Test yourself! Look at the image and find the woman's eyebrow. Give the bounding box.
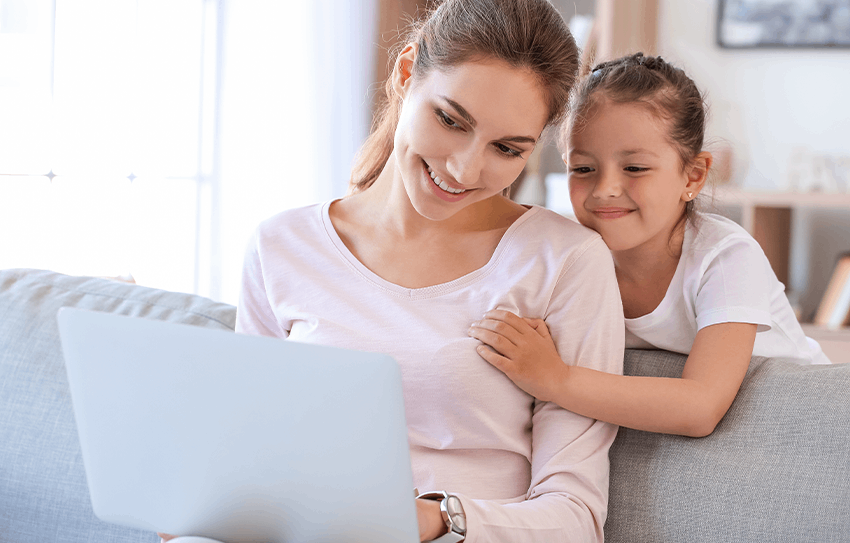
[441,96,476,127]
[441,96,537,145]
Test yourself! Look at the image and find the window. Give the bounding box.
[0,0,216,295]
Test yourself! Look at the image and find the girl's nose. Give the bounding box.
[591,170,622,199]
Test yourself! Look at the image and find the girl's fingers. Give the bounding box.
[475,344,513,374]
[524,317,551,338]
[483,309,534,333]
[472,317,525,346]
[468,326,518,358]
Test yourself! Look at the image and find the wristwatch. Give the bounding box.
[417,490,467,542]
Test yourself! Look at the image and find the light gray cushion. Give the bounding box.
[0,269,236,543]
[606,348,850,543]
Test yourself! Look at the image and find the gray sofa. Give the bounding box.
[1,268,848,543]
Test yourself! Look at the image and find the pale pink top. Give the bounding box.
[236,201,625,543]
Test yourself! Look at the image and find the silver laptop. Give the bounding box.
[57,307,419,543]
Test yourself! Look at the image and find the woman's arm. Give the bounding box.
[471,314,756,438]
[455,234,624,543]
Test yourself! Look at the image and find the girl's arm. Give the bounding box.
[469,310,756,438]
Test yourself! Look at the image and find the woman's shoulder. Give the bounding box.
[510,206,610,268]
[521,206,603,246]
[254,202,327,240]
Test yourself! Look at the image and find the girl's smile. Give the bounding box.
[590,206,635,219]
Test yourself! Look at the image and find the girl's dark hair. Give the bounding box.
[563,52,708,225]
[350,0,579,193]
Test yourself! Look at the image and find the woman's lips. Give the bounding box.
[591,207,634,219]
[422,160,471,202]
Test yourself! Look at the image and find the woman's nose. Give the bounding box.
[446,144,485,186]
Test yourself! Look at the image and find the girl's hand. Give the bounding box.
[157,534,177,541]
[417,498,447,541]
[468,310,568,402]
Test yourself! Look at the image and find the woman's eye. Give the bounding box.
[495,143,522,158]
[437,110,461,129]
[570,166,593,174]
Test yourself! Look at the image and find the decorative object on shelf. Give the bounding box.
[788,147,850,193]
[717,0,850,48]
[814,253,850,330]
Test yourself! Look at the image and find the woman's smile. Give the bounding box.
[423,160,472,202]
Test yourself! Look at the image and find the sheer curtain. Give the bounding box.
[216,0,377,304]
[0,0,377,304]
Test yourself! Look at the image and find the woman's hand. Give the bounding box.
[468,310,568,402]
[157,533,177,541]
[417,498,447,541]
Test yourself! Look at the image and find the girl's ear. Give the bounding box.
[683,151,712,201]
[392,43,418,100]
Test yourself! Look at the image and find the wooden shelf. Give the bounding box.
[711,187,850,210]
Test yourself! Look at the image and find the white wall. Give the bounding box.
[658,0,850,317]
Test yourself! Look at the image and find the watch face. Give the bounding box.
[446,496,467,533]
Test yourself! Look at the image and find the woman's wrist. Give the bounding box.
[417,497,449,541]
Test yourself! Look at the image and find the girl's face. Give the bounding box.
[392,51,549,222]
[565,100,701,255]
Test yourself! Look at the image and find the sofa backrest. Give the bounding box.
[606,348,850,543]
[3,268,848,542]
[0,269,236,543]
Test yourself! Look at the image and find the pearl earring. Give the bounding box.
[687,192,693,199]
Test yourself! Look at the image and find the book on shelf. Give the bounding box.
[814,253,850,329]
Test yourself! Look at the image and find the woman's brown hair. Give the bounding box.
[350,0,579,193]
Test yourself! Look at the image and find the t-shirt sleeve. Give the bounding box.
[235,228,288,338]
[456,235,625,543]
[693,236,773,333]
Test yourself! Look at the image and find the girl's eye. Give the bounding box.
[570,166,594,174]
[437,110,461,129]
[625,166,649,173]
[494,142,522,158]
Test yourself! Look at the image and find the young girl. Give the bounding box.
[469,52,829,439]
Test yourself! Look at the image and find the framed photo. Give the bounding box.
[717,0,850,48]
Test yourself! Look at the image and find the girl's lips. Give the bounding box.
[591,208,634,219]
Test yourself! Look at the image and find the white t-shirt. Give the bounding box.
[625,213,829,365]
[237,201,625,543]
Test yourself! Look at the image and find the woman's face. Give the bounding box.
[392,53,549,221]
[566,100,694,254]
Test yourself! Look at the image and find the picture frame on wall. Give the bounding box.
[717,0,850,48]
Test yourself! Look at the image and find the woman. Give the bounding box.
[168,0,624,541]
